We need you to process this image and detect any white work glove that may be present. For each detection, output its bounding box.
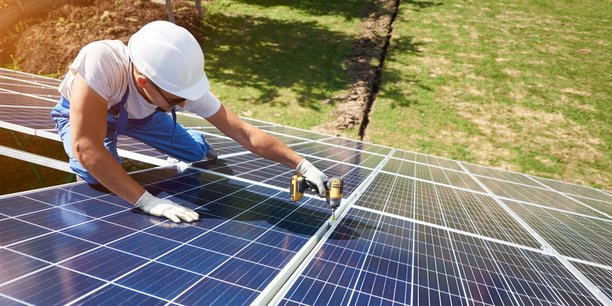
[135,191,199,223]
[296,159,329,197]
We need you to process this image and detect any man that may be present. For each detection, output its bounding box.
[51,21,328,223]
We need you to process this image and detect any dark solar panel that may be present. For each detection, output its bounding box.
[572,261,612,300]
[534,176,612,203]
[505,199,612,266]
[280,208,602,305]
[479,177,608,218]
[291,142,385,169]
[0,167,330,304]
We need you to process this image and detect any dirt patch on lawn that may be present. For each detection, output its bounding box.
[0,0,201,75]
[314,0,399,136]
[3,0,396,138]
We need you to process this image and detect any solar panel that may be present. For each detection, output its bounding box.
[278,208,602,305]
[1,68,610,305]
[0,167,330,304]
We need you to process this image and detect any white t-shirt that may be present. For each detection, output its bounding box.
[58,40,221,119]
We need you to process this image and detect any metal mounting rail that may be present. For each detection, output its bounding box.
[0,145,72,173]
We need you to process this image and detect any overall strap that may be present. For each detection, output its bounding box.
[114,86,130,135]
[112,60,133,135]
[171,108,177,144]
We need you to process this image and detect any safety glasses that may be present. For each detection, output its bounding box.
[151,82,186,108]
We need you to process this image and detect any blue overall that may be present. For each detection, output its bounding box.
[50,86,210,184]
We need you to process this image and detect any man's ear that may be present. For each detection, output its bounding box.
[134,73,148,87]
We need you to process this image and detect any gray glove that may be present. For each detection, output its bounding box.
[204,138,218,161]
[135,191,199,223]
[296,159,329,197]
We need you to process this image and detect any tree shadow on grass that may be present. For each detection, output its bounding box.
[378,35,432,109]
[202,13,354,110]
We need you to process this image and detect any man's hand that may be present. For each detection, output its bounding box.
[296,159,329,197]
[135,191,199,223]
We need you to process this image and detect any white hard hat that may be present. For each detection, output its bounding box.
[128,20,209,100]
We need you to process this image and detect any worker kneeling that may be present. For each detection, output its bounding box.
[51,21,328,223]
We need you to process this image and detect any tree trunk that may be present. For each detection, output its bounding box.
[165,0,175,23]
[195,0,203,19]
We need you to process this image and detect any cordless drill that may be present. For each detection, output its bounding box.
[290,174,344,220]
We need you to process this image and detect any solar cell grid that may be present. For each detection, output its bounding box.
[0,170,331,305]
[352,172,540,248]
[353,173,399,213]
[533,177,612,203]
[568,196,612,217]
[0,248,49,285]
[419,162,484,192]
[451,188,541,248]
[260,126,328,140]
[450,232,602,306]
[281,208,604,305]
[383,157,414,176]
[463,162,542,187]
[0,68,60,86]
[414,180,445,226]
[572,261,612,300]
[0,265,106,305]
[291,142,385,169]
[0,106,56,130]
[281,209,413,305]
[479,177,608,218]
[505,200,612,266]
[0,82,59,97]
[416,153,463,171]
[436,183,501,237]
[0,91,56,106]
[324,137,392,155]
[392,149,416,161]
[116,135,167,159]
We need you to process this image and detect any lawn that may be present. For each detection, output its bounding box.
[366,0,611,189]
[2,0,610,190]
[199,0,367,128]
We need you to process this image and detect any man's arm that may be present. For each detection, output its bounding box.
[69,73,198,222]
[70,73,145,203]
[206,104,303,167]
[206,104,329,196]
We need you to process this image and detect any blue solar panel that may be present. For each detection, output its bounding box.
[504,200,612,266]
[280,208,603,305]
[0,166,331,304]
[353,173,542,248]
[572,261,612,300]
[290,142,386,169]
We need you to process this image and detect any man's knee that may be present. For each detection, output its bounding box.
[176,147,206,163]
[177,130,207,162]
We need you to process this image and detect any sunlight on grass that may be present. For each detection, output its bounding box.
[367,0,611,188]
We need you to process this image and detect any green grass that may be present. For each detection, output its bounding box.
[200,0,367,127]
[3,0,609,189]
[366,0,611,189]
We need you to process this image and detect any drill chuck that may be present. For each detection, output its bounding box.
[290,175,344,213]
[326,177,343,209]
